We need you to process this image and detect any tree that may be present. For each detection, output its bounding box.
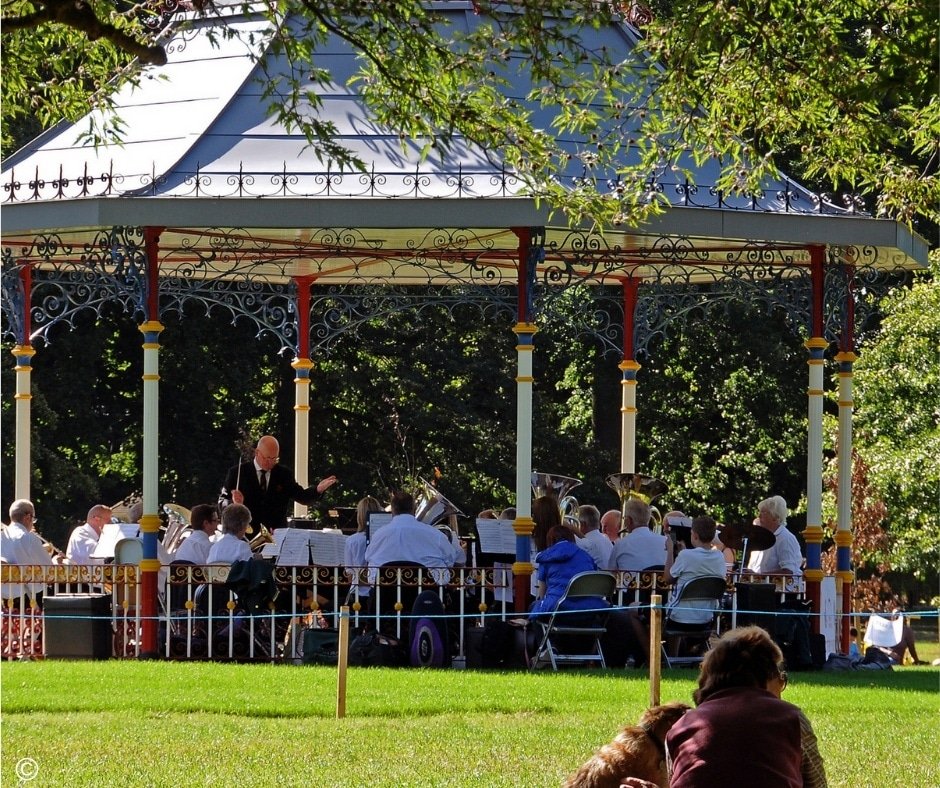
[3,1,936,230]
[853,253,940,589]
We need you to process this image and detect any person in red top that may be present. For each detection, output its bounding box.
[666,626,827,788]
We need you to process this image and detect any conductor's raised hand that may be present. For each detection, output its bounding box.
[317,475,338,494]
[231,489,245,505]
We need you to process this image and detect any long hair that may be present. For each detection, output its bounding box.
[532,495,562,551]
[694,626,784,705]
[356,496,383,532]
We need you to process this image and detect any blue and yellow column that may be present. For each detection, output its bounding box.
[510,227,542,612]
[139,227,164,657]
[802,247,827,624]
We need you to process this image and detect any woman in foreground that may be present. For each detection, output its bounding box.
[666,625,827,788]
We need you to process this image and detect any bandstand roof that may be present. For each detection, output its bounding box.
[0,1,929,290]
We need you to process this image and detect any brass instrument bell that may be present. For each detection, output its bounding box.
[531,471,582,503]
[605,472,668,530]
[415,478,465,525]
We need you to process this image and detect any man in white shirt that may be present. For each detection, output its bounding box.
[576,504,612,569]
[207,504,253,564]
[746,495,803,576]
[666,516,728,625]
[1,499,55,602]
[173,504,220,565]
[608,498,673,572]
[66,504,111,565]
[601,509,622,544]
[365,491,465,585]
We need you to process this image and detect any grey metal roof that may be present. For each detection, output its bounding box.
[1,2,929,279]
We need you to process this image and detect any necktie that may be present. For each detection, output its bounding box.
[260,470,267,492]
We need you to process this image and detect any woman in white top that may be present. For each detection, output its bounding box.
[344,495,382,598]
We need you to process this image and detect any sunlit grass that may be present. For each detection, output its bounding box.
[2,661,937,787]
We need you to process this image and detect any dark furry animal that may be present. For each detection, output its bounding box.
[563,702,691,788]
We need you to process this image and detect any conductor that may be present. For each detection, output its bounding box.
[219,435,338,530]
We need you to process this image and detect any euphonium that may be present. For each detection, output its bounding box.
[415,477,465,525]
[161,502,193,559]
[605,472,668,532]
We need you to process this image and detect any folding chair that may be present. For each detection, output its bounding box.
[530,571,616,671]
[661,575,727,668]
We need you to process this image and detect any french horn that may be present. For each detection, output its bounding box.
[415,477,465,525]
[605,472,668,532]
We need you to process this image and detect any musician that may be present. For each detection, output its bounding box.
[66,504,111,565]
[601,509,621,544]
[173,504,220,565]
[364,490,465,585]
[206,504,253,564]
[1,499,55,604]
[218,435,338,530]
[746,496,802,576]
[577,504,613,569]
[344,496,382,599]
[607,498,674,572]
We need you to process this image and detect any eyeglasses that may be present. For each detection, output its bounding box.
[778,670,789,691]
[259,453,279,463]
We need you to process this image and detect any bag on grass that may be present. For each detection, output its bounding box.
[348,630,400,667]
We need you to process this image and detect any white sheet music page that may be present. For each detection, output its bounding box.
[475,518,516,554]
[276,528,311,566]
[91,523,142,559]
[368,512,393,541]
[309,529,347,566]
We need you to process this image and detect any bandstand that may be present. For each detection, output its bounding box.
[1,2,928,657]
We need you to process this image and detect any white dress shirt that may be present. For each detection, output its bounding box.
[747,523,803,576]
[207,533,253,565]
[1,521,53,599]
[66,523,104,565]
[667,546,728,624]
[577,529,613,570]
[173,530,212,565]
[364,514,464,584]
[607,527,669,571]
[344,530,370,596]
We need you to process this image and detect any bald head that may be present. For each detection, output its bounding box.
[601,509,621,543]
[255,436,280,472]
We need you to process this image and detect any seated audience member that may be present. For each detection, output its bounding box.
[344,495,382,599]
[529,525,604,618]
[173,504,220,564]
[865,609,926,665]
[746,495,803,576]
[207,504,253,565]
[607,498,673,572]
[848,627,861,659]
[666,626,827,788]
[577,504,613,569]
[600,509,621,544]
[1,499,55,603]
[364,490,464,584]
[66,504,112,565]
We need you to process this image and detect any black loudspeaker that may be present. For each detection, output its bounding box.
[44,593,112,659]
[734,583,778,634]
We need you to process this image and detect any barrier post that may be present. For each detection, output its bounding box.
[336,605,350,719]
[649,593,662,706]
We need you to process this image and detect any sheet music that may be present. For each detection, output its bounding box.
[276,528,312,566]
[476,518,516,554]
[91,523,141,559]
[309,529,346,566]
[368,512,393,541]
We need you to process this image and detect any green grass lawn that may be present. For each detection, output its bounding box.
[2,658,938,787]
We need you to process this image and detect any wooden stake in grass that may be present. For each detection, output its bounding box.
[336,605,350,719]
[649,593,662,707]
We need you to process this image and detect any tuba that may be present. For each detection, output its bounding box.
[605,472,668,533]
[532,472,582,526]
[160,502,193,561]
[415,478,465,525]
